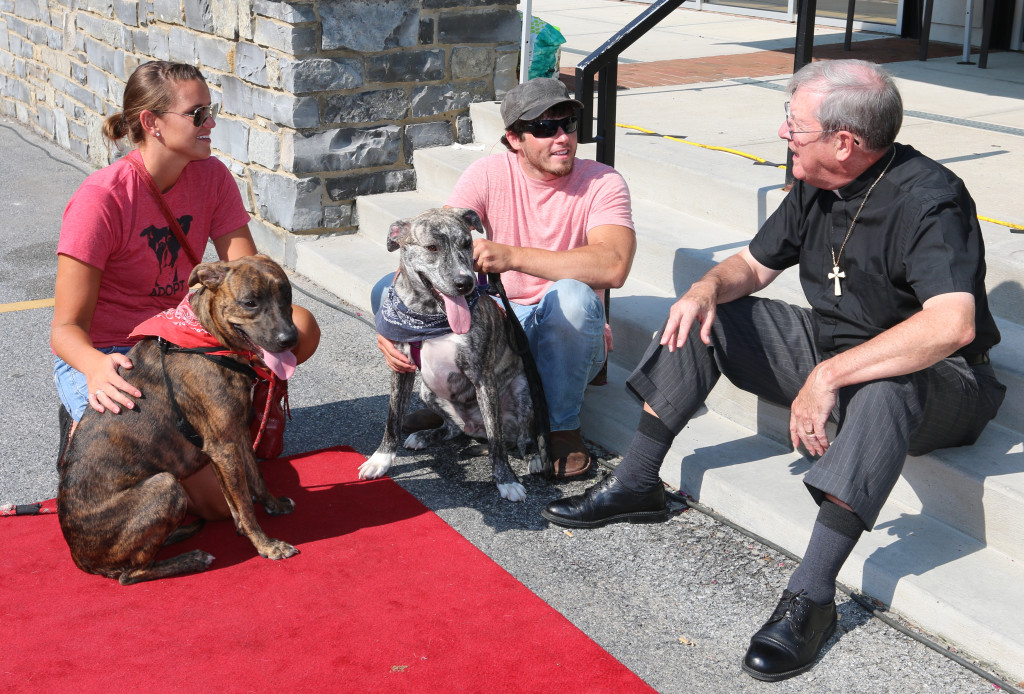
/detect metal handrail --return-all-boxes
[573,0,689,167]
[570,0,688,383]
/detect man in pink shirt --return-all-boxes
[377,77,636,477]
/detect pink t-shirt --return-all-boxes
[57,151,251,348]
[446,151,634,305]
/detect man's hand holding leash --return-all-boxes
[473,238,514,274]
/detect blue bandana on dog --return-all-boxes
[375,284,480,344]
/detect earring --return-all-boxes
[155,131,161,138]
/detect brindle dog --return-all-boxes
[58,255,299,585]
[361,207,549,501]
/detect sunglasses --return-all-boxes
[160,103,220,127]
[520,115,578,139]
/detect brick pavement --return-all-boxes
[562,36,963,88]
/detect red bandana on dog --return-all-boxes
[129,293,296,381]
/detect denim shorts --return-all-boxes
[53,346,133,422]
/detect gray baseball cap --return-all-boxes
[501,77,584,129]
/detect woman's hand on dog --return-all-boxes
[87,351,141,415]
[377,335,417,373]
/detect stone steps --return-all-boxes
[293,99,1024,683]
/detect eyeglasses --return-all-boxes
[159,103,220,127]
[783,101,835,140]
[520,115,578,139]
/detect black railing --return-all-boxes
[573,0,688,168]
[573,0,820,181]
[571,0,688,384]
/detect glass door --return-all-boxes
[694,0,901,34]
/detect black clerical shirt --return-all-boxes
[749,143,1000,360]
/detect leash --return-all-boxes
[485,273,554,478]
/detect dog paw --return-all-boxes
[359,452,394,479]
[528,454,546,475]
[497,482,527,502]
[260,539,300,560]
[264,496,295,516]
[403,432,428,450]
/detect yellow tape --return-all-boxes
[616,123,1024,229]
[0,297,55,313]
[616,123,786,168]
[978,215,1024,232]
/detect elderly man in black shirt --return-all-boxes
[542,59,1006,680]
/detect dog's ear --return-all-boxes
[456,208,484,234]
[188,261,228,290]
[387,221,410,252]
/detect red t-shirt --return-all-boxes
[57,151,251,348]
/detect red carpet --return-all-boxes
[0,447,654,693]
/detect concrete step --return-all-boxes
[294,232,396,313]
[581,362,1024,684]
[410,142,492,203]
[356,189,447,250]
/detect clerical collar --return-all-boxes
[835,145,898,200]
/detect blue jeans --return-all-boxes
[53,346,133,422]
[371,276,606,431]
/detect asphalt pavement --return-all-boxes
[0,113,1010,693]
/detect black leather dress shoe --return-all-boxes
[541,474,668,529]
[742,589,837,682]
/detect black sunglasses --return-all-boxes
[159,103,220,127]
[520,115,578,138]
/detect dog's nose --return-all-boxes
[276,327,299,350]
[454,276,474,295]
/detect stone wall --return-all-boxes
[0,0,520,261]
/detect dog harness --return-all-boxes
[129,293,285,450]
[375,283,482,368]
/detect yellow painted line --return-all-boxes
[979,215,1024,232]
[0,297,55,313]
[616,122,787,168]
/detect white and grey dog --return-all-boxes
[361,207,548,501]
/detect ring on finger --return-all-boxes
[94,389,103,398]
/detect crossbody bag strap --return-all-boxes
[124,152,201,267]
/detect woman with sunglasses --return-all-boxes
[51,61,320,520]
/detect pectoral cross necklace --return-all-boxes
[829,149,897,296]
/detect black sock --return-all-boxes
[786,500,865,605]
[611,411,675,493]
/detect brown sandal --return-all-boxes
[550,428,592,479]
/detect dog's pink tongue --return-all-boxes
[443,294,472,335]
[261,349,297,380]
